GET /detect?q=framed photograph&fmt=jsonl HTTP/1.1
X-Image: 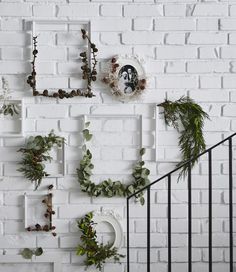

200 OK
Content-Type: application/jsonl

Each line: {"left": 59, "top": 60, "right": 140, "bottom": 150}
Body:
{"left": 103, "top": 55, "right": 147, "bottom": 101}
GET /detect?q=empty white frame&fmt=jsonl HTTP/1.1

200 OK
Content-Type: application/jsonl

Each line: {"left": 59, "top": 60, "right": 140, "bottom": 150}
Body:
{"left": 0, "top": 99, "right": 25, "bottom": 137}
{"left": 0, "top": 254, "right": 61, "bottom": 272}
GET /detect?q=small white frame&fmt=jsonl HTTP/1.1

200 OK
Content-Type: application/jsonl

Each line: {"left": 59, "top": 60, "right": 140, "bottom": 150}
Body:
{"left": 0, "top": 254, "right": 62, "bottom": 272}
{"left": 93, "top": 209, "right": 123, "bottom": 249}
{"left": 0, "top": 99, "right": 25, "bottom": 138}
{"left": 24, "top": 191, "right": 55, "bottom": 230}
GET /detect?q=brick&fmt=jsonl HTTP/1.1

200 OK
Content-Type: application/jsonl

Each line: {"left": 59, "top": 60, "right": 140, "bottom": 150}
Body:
{"left": 0, "top": 61, "right": 29, "bottom": 74}
{"left": 188, "top": 32, "right": 226, "bottom": 45}
{"left": 122, "top": 31, "right": 163, "bottom": 45}
{"left": 0, "top": 3, "right": 32, "bottom": 16}
{"left": 1, "top": 48, "right": 24, "bottom": 60}
{"left": 124, "top": 4, "right": 163, "bottom": 17}
{"left": 36, "top": 77, "right": 68, "bottom": 89}
{"left": 164, "top": 4, "right": 186, "bottom": 17}
{"left": 189, "top": 90, "right": 229, "bottom": 102}
{"left": 223, "top": 76, "right": 236, "bottom": 88}
{"left": 199, "top": 46, "right": 219, "bottom": 59}
{"left": 57, "top": 33, "right": 86, "bottom": 45}
{"left": 220, "top": 19, "right": 236, "bottom": 30}
{"left": 133, "top": 18, "right": 153, "bottom": 31}
{"left": 156, "top": 46, "right": 197, "bottom": 59}
{"left": 197, "top": 18, "right": 219, "bottom": 31}
{"left": 33, "top": 5, "right": 55, "bottom": 17}
{"left": 165, "top": 61, "right": 185, "bottom": 73}
{"left": 200, "top": 75, "right": 221, "bottom": 89}
{"left": 58, "top": 4, "right": 99, "bottom": 17}
{"left": 223, "top": 105, "right": 236, "bottom": 117}
{"left": 37, "top": 46, "right": 66, "bottom": 60}
{"left": 230, "top": 5, "right": 236, "bottom": 16}
{"left": 192, "top": 4, "right": 228, "bottom": 17}
{"left": 0, "top": 33, "right": 29, "bottom": 46}
{"left": 100, "top": 4, "right": 123, "bottom": 16}
{"left": 27, "top": 105, "right": 68, "bottom": 118}
{"left": 187, "top": 61, "right": 229, "bottom": 73}
{"left": 1, "top": 18, "right": 22, "bottom": 31}
{"left": 156, "top": 75, "right": 197, "bottom": 89}
{"left": 0, "top": 235, "right": 36, "bottom": 248}
{"left": 165, "top": 33, "right": 185, "bottom": 45}
{"left": 221, "top": 46, "right": 236, "bottom": 59}
{"left": 100, "top": 32, "right": 121, "bottom": 45}
{"left": 155, "top": 18, "right": 195, "bottom": 31}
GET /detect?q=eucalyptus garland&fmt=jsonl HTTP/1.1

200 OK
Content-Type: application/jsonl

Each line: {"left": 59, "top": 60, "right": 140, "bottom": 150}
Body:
{"left": 158, "top": 96, "right": 209, "bottom": 179}
{"left": 18, "top": 131, "right": 64, "bottom": 190}
{"left": 76, "top": 212, "right": 125, "bottom": 271}
{"left": 77, "top": 122, "right": 150, "bottom": 205}
{"left": 27, "top": 29, "right": 98, "bottom": 99}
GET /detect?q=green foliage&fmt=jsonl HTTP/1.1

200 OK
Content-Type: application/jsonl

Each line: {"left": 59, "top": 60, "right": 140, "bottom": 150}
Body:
{"left": 76, "top": 212, "right": 125, "bottom": 271}
{"left": 20, "top": 247, "right": 43, "bottom": 259}
{"left": 77, "top": 125, "right": 150, "bottom": 205}
{"left": 158, "top": 96, "right": 209, "bottom": 179}
{"left": 18, "top": 131, "right": 64, "bottom": 190}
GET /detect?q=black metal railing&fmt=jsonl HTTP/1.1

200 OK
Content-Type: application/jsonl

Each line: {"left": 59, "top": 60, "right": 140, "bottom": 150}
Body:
{"left": 127, "top": 132, "right": 236, "bottom": 272}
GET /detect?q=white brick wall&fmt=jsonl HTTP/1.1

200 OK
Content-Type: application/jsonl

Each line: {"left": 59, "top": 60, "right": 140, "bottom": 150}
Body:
{"left": 0, "top": 1, "right": 236, "bottom": 272}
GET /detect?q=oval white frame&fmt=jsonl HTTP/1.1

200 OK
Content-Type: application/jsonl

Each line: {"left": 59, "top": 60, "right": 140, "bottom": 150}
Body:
{"left": 93, "top": 210, "right": 123, "bottom": 249}
{"left": 104, "top": 55, "right": 147, "bottom": 101}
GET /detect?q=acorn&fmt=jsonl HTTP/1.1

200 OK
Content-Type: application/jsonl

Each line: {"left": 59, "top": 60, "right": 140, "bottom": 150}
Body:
{"left": 48, "top": 184, "right": 54, "bottom": 190}
{"left": 43, "top": 225, "right": 49, "bottom": 231}
{"left": 43, "top": 89, "right": 48, "bottom": 96}
{"left": 26, "top": 227, "right": 31, "bottom": 231}
{"left": 44, "top": 213, "right": 49, "bottom": 218}
{"left": 52, "top": 232, "right": 57, "bottom": 237}
{"left": 80, "top": 52, "right": 86, "bottom": 58}
{"left": 51, "top": 226, "right": 56, "bottom": 230}
{"left": 53, "top": 93, "right": 59, "bottom": 98}
{"left": 111, "top": 57, "right": 117, "bottom": 63}
{"left": 33, "top": 49, "right": 38, "bottom": 55}
{"left": 33, "top": 91, "right": 39, "bottom": 96}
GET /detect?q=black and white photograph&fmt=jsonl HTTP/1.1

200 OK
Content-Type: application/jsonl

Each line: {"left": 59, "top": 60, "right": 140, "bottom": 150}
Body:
{"left": 117, "top": 65, "right": 139, "bottom": 95}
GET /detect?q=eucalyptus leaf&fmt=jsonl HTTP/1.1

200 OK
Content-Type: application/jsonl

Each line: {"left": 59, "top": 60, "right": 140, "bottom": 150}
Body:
{"left": 21, "top": 248, "right": 33, "bottom": 259}
{"left": 34, "top": 247, "right": 43, "bottom": 256}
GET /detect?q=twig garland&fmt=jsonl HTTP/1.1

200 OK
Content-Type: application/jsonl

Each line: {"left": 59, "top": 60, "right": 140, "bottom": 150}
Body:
{"left": 76, "top": 212, "right": 125, "bottom": 271}
{"left": 158, "top": 96, "right": 209, "bottom": 179}
{"left": 76, "top": 122, "right": 150, "bottom": 205}
{"left": 26, "top": 185, "right": 56, "bottom": 236}
{"left": 18, "top": 131, "right": 64, "bottom": 190}
{"left": 27, "top": 29, "right": 98, "bottom": 99}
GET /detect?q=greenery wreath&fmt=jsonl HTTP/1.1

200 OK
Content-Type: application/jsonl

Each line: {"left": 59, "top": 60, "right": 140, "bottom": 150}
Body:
{"left": 76, "top": 122, "right": 150, "bottom": 205}
{"left": 18, "top": 131, "right": 64, "bottom": 190}
{"left": 76, "top": 212, "right": 125, "bottom": 271}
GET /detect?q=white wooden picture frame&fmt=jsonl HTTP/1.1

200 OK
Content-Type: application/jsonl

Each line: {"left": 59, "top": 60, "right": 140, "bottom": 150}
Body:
{"left": 0, "top": 254, "right": 61, "bottom": 272}
{"left": 0, "top": 99, "right": 25, "bottom": 138}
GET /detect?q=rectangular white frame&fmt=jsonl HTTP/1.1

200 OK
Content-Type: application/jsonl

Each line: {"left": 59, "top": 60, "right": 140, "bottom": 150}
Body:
{"left": 0, "top": 254, "right": 61, "bottom": 272}
{"left": 30, "top": 20, "right": 91, "bottom": 94}
{"left": 0, "top": 99, "right": 25, "bottom": 138}
{"left": 24, "top": 191, "right": 54, "bottom": 229}
{"left": 84, "top": 114, "right": 143, "bottom": 152}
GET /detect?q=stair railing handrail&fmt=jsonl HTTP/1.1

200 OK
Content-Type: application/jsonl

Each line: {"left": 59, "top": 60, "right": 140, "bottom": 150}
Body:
{"left": 128, "top": 132, "right": 236, "bottom": 200}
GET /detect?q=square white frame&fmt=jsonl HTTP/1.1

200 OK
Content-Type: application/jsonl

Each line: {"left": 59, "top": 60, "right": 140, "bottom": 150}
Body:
{"left": 0, "top": 254, "right": 61, "bottom": 272}
{"left": 0, "top": 99, "right": 25, "bottom": 138}
{"left": 24, "top": 191, "right": 54, "bottom": 230}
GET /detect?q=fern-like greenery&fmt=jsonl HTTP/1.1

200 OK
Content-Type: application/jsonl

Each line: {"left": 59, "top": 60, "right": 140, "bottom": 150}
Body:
{"left": 76, "top": 212, "right": 125, "bottom": 271}
{"left": 158, "top": 96, "right": 209, "bottom": 179}
{"left": 18, "top": 131, "right": 64, "bottom": 190}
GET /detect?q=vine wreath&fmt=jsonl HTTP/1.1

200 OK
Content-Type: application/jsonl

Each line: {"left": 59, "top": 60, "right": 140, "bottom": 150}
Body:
{"left": 76, "top": 212, "right": 125, "bottom": 271}
{"left": 102, "top": 56, "right": 147, "bottom": 101}
{"left": 18, "top": 131, "right": 64, "bottom": 190}
{"left": 76, "top": 122, "right": 150, "bottom": 205}
{"left": 27, "top": 29, "right": 98, "bottom": 99}
{"left": 158, "top": 96, "right": 209, "bottom": 179}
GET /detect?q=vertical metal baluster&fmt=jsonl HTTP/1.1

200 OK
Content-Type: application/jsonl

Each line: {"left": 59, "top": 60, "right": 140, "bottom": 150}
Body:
{"left": 208, "top": 150, "right": 212, "bottom": 272}
{"left": 127, "top": 197, "right": 130, "bottom": 272}
{"left": 168, "top": 175, "right": 172, "bottom": 272}
{"left": 229, "top": 138, "right": 233, "bottom": 272}
{"left": 188, "top": 163, "right": 192, "bottom": 272}
{"left": 147, "top": 187, "right": 151, "bottom": 272}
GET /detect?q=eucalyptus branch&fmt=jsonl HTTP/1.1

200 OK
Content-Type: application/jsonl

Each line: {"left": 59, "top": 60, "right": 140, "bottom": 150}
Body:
{"left": 77, "top": 123, "right": 150, "bottom": 205}
{"left": 158, "top": 96, "right": 209, "bottom": 179}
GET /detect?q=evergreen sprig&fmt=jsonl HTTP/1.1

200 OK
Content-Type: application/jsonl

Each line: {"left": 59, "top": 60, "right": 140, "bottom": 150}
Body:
{"left": 76, "top": 123, "right": 150, "bottom": 205}
{"left": 18, "top": 131, "right": 64, "bottom": 190}
{"left": 158, "top": 96, "right": 209, "bottom": 179}
{"left": 76, "top": 212, "right": 125, "bottom": 271}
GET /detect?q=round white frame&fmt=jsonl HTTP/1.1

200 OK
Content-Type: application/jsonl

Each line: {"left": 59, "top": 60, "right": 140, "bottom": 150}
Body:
{"left": 93, "top": 210, "right": 123, "bottom": 249}
{"left": 105, "top": 55, "right": 147, "bottom": 102}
